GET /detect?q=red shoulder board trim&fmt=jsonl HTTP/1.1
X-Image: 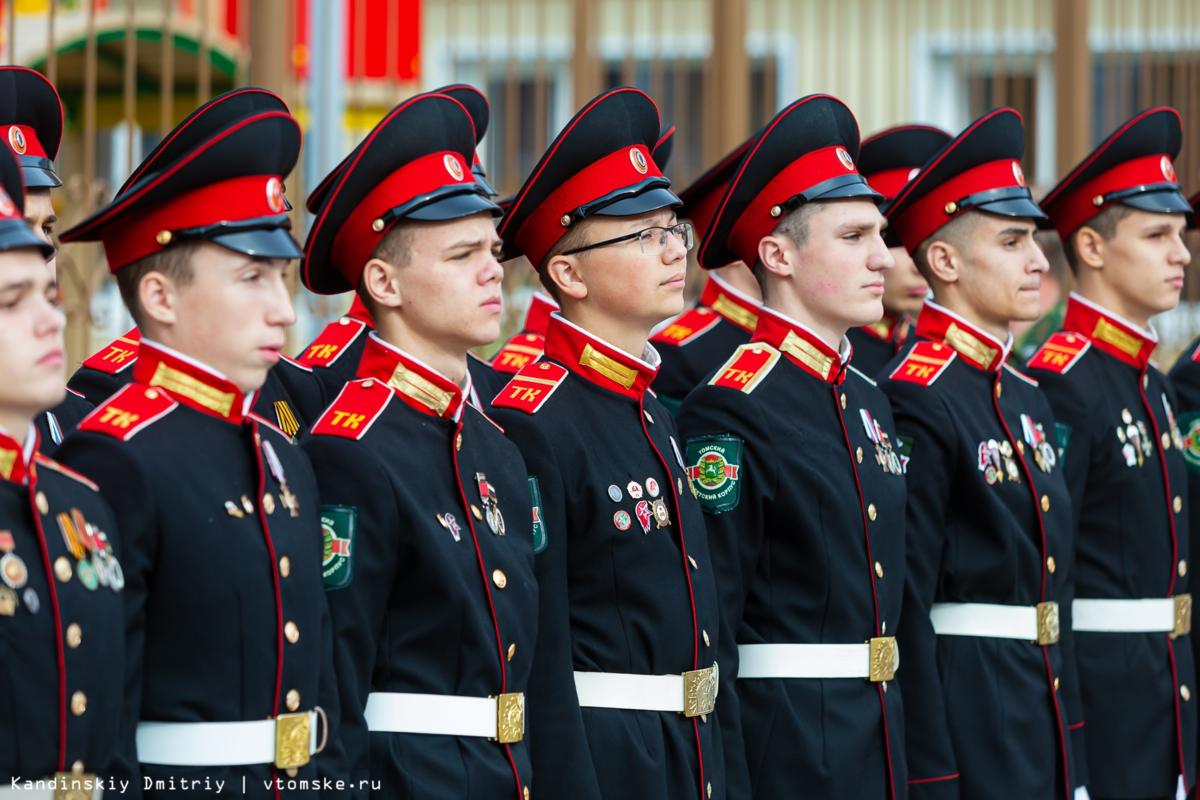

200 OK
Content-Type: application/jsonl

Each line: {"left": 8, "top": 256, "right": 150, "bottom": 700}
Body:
{"left": 248, "top": 412, "right": 289, "bottom": 440}
{"left": 277, "top": 353, "right": 313, "bottom": 373}
{"left": 33, "top": 453, "right": 99, "bottom": 491}
{"left": 1192, "top": 340, "right": 1200, "bottom": 363}
{"left": 310, "top": 379, "right": 392, "bottom": 441}
{"left": 467, "top": 403, "right": 505, "bottom": 433}
{"left": 651, "top": 308, "right": 722, "bottom": 347}
{"left": 889, "top": 341, "right": 956, "bottom": 387}
{"left": 491, "top": 362, "right": 568, "bottom": 414}
{"left": 709, "top": 343, "right": 780, "bottom": 393}
{"left": 1003, "top": 363, "right": 1039, "bottom": 387}
{"left": 297, "top": 317, "right": 367, "bottom": 368}
{"left": 491, "top": 332, "right": 547, "bottom": 374}
{"left": 81, "top": 334, "right": 139, "bottom": 375}
{"left": 77, "top": 384, "right": 178, "bottom": 441}
{"left": 1026, "top": 332, "right": 1090, "bottom": 375}
{"left": 66, "top": 387, "right": 86, "bottom": 399}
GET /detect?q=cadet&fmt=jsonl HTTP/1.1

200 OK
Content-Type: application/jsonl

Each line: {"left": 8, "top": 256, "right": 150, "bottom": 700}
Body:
{"left": 299, "top": 92, "right": 537, "bottom": 799}
{"left": 651, "top": 136, "right": 762, "bottom": 413}
{"left": 1029, "top": 107, "right": 1195, "bottom": 800}
{"left": 298, "top": 84, "right": 503, "bottom": 407}
{"left": 848, "top": 124, "right": 950, "bottom": 377}
{"left": 0, "top": 141, "right": 126, "bottom": 797}
{"left": 64, "top": 88, "right": 323, "bottom": 439}
{"left": 880, "top": 108, "right": 1079, "bottom": 799}
{"left": 0, "top": 66, "right": 93, "bottom": 450}
{"left": 489, "top": 290, "right": 560, "bottom": 376}
{"left": 55, "top": 106, "right": 341, "bottom": 797}
{"left": 676, "top": 95, "right": 906, "bottom": 799}
{"left": 489, "top": 87, "right": 723, "bottom": 800}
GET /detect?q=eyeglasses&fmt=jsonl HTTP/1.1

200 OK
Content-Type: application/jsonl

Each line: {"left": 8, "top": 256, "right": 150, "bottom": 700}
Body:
{"left": 562, "top": 221, "right": 694, "bottom": 257}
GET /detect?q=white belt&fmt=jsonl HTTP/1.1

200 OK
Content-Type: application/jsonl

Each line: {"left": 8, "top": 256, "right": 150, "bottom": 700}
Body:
{"left": 136, "top": 709, "right": 326, "bottom": 769}
{"left": 738, "top": 640, "right": 898, "bottom": 682}
{"left": 364, "top": 691, "right": 525, "bottom": 743}
{"left": 0, "top": 779, "right": 102, "bottom": 799}
{"left": 573, "top": 663, "right": 719, "bottom": 718}
{"left": 930, "top": 601, "right": 1061, "bottom": 645}
{"left": 1072, "top": 595, "right": 1192, "bottom": 637}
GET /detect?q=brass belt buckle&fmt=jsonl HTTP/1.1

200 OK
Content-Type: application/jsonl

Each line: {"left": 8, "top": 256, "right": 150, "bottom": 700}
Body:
{"left": 869, "top": 637, "right": 898, "bottom": 682}
{"left": 1175, "top": 593, "right": 1193, "bottom": 638}
{"left": 275, "top": 711, "right": 312, "bottom": 770}
{"left": 682, "top": 662, "right": 718, "bottom": 718}
{"left": 496, "top": 692, "right": 525, "bottom": 744}
{"left": 1036, "top": 601, "right": 1061, "bottom": 645}
{"left": 53, "top": 772, "right": 97, "bottom": 800}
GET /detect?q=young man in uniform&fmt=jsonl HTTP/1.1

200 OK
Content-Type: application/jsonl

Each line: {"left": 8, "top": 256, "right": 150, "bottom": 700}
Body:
{"left": 299, "top": 91, "right": 537, "bottom": 799}
{"left": 55, "top": 107, "right": 341, "bottom": 798}
{"left": 676, "top": 94, "right": 907, "bottom": 800}
{"left": 0, "top": 66, "right": 93, "bottom": 450}
{"left": 880, "top": 108, "right": 1081, "bottom": 800}
{"left": 0, "top": 142, "right": 127, "bottom": 798}
{"left": 651, "top": 137, "right": 762, "bottom": 413}
{"left": 847, "top": 124, "right": 950, "bottom": 377}
{"left": 489, "top": 87, "right": 723, "bottom": 800}
{"left": 1029, "top": 107, "right": 1196, "bottom": 800}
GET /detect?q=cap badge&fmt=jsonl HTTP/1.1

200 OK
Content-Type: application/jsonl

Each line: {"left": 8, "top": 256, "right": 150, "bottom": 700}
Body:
{"left": 0, "top": 187, "right": 14, "bottom": 218}
{"left": 630, "top": 147, "right": 649, "bottom": 175}
{"left": 1162, "top": 155, "right": 1177, "bottom": 183}
{"left": 836, "top": 147, "right": 855, "bottom": 171}
{"left": 1012, "top": 161, "right": 1026, "bottom": 188}
{"left": 7, "top": 126, "right": 25, "bottom": 156}
{"left": 444, "top": 153, "right": 464, "bottom": 182}
{"left": 266, "top": 177, "right": 286, "bottom": 214}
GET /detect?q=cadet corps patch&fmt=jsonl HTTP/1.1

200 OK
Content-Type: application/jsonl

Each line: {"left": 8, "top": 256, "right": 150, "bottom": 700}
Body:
{"left": 651, "top": 308, "right": 722, "bottom": 347}
{"left": 529, "top": 476, "right": 548, "bottom": 554}
{"left": 709, "top": 343, "right": 780, "bottom": 393}
{"left": 492, "top": 361, "right": 568, "bottom": 414}
{"left": 888, "top": 341, "right": 955, "bottom": 386}
{"left": 81, "top": 329, "right": 140, "bottom": 375}
{"left": 896, "top": 435, "right": 913, "bottom": 474}
{"left": 685, "top": 436, "right": 742, "bottom": 513}
{"left": 492, "top": 333, "right": 546, "bottom": 374}
{"left": 320, "top": 505, "right": 355, "bottom": 590}
{"left": 1055, "top": 422, "right": 1072, "bottom": 465}
{"left": 311, "top": 379, "right": 392, "bottom": 440}
{"left": 297, "top": 317, "right": 367, "bottom": 368}
{"left": 1178, "top": 412, "right": 1200, "bottom": 476}
{"left": 1027, "top": 332, "right": 1090, "bottom": 374}
{"left": 77, "top": 383, "right": 177, "bottom": 441}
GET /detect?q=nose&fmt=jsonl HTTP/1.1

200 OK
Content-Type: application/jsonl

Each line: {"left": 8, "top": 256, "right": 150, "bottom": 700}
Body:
{"left": 870, "top": 232, "right": 895, "bottom": 272}
{"left": 1171, "top": 229, "right": 1191, "bottom": 266}
{"left": 270, "top": 269, "right": 298, "bottom": 327}
{"left": 1029, "top": 237, "right": 1050, "bottom": 273}
{"left": 36, "top": 293, "right": 66, "bottom": 337}
{"left": 662, "top": 228, "right": 687, "bottom": 264}
{"left": 480, "top": 247, "right": 505, "bottom": 284}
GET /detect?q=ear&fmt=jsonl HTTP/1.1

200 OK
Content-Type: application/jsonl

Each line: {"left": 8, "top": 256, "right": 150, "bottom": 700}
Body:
{"left": 362, "top": 257, "right": 403, "bottom": 310}
{"left": 138, "top": 271, "right": 179, "bottom": 326}
{"left": 1072, "top": 225, "right": 1107, "bottom": 271}
{"left": 924, "top": 240, "right": 962, "bottom": 285}
{"left": 757, "top": 233, "right": 796, "bottom": 280}
{"left": 545, "top": 253, "right": 588, "bottom": 301}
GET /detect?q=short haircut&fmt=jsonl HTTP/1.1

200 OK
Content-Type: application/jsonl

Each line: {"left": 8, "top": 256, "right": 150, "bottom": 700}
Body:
{"left": 912, "top": 210, "right": 984, "bottom": 281}
{"left": 115, "top": 240, "right": 201, "bottom": 328}
{"left": 356, "top": 220, "right": 417, "bottom": 319}
{"left": 537, "top": 218, "right": 595, "bottom": 303}
{"left": 1062, "top": 203, "right": 1136, "bottom": 274}
{"left": 751, "top": 200, "right": 824, "bottom": 285}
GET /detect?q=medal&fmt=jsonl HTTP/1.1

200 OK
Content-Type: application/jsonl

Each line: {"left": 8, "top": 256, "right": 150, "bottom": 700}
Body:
{"left": 57, "top": 512, "right": 85, "bottom": 560}
{"left": 670, "top": 437, "right": 686, "bottom": 471}
{"left": 77, "top": 558, "right": 99, "bottom": 591}
{"left": 443, "top": 512, "right": 462, "bottom": 542}
{"left": 627, "top": 481, "right": 643, "bottom": 499}
{"left": 0, "top": 530, "right": 14, "bottom": 552}
{"left": 1164, "top": 394, "right": 1184, "bottom": 450}
{"left": 614, "top": 511, "right": 632, "bottom": 531}
{"left": 475, "top": 473, "right": 505, "bottom": 535}
{"left": 978, "top": 440, "right": 1004, "bottom": 485}
{"left": 635, "top": 500, "right": 653, "bottom": 534}
{"left": 608, "top": 485, "right": 622, "bottom": 502}
{"left": 0, "top": 586, "right": 15, "bottom": 616}
{"left": 651, "top": 498, "right": 671, "bottom": 528}
{"left": 0, "top": 552, "right": 26, "bottom": 589}
{"left": 264, "top": 440, "right": 300, "bottom": 516}
{"left": 646, "top": 478, "right": 660, "bottom": 498}
{"left": 22, "top": 587, "right": 38, "bottom": 614}
{"left": 1021, "top": 414, "right": 1056, "bottom": 473}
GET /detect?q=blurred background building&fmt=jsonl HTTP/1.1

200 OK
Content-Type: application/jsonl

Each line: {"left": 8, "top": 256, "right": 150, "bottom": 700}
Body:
{"left": 4, "top": 0, "right": 1200, "bottom": 370}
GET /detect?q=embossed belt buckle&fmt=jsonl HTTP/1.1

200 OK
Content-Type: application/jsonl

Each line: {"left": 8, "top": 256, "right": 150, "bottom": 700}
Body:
{"left": 682, "top": 663, "right": 719, "bottom": 718}
{"left": 496, "top": 692, "right": 525, "bottom": 744}
{"left": 1036, "top": 601, "right": 1061, "bottom": 645}
{"left": 1175, "top": 593, "right": 1193, "bottom": 638}
{"left": 275, "top": 711, "right": 312, "bottom": 770}
{"left": 869, "top": 636, "right": 898, "bottom": 682}
{"left": 53, "top": 772, "right": 97, "bottom": 800}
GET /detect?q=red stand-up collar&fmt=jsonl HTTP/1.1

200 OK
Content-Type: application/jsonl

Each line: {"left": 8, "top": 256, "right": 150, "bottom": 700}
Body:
{"left": 542, "top": 313, "right": 659, "bottom": 400}
{"left": 915, "top": 301, "right": 1010, "bottom": 372}
{"left": 356, "top": 333, "right": 467, "bottom": 420}
{"left": 347, "top": 295, "right": 376, "bottom": 326}
{"left": 751, "top": 307, "right": 849, "bottom": 384}
{"left": 699, "top": 274, "right": 761, "bottom": 333}
{"left": 132, "top": 341, "right": 249, "bottom": 423}
{"left": 523, "top": 292, "right": 560, "bottom": 336}
{"left": 0, "top": 424, "right": 36, "bottom": 485}
{"left": 1063, "top": 292, "right": 1157, "bottom": 369}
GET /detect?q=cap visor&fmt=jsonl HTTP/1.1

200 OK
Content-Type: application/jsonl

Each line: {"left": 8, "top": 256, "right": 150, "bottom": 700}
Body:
{"left": 1123, "top": 190, "right": 1193, "bottom": 217}
{"left": 0, "top": 219, "right": 54, "bottom": 258}
{"left": 472, "top": 168, "right": 499, "bottom": 198}
{"left": 21, "top": 166, "right": 61, "bottom": 188}
{"left": 976, "top": 196, "right": 1048, "bottom": 220}
{"left": 406, "top": 191, "right": 502, "bottom": 222}
{"left": 594, "top": 186, "right": 682, "bottom": 217}
{"left": 809, "top": 181, "right": 885, "bottom": 204}
{"left": 210, "top": 227, "right": 303, "bottom": 260}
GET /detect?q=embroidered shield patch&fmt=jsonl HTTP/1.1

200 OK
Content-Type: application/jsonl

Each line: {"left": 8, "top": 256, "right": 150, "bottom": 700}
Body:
{"left": 685, "top": 436, "right": 743, "bottom": 514}
{"left": 529, "top": 476, "right": 548, "bottom": 554}
{"left": 1178, "top": 412, "right": 1200, "bottom": 476}
{"left": 320, "top": 505, "right": 356, "bottom": 591}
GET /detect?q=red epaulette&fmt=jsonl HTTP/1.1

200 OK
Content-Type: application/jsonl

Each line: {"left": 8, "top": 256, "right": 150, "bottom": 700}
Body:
{"left": 277, "top": 353, "right": 313, "bottom": 373}
{"left": 888, "top": 341, "right": 956, "bottom": 387}
{"left": 33, "top": 453, "right": 99, "bottom": 491}
{"left": 1026, "top": 332, "right": 1090, "bottom": 375}
{"left": 297, "top": 317, "right": 367, "bottom": 368}
{"left": 81, "top": 330, "right": 140, "bottom": 375}
{"left": 651, "top": 307, "right": 722, "bottom": 347}
{"left": 77, "top": 383, "right": 178, "bottom": 441}
{"left": 709, "top": 343, "right": 781, "bottom": 393}
{"left": 491, "top": 361, "right": 568, "bottom": 414}
{"left": 310, "top": 379, "right": 392, "bottom": 441}
{"left": 491, "top": 332, "right": 546, "bottom": 374}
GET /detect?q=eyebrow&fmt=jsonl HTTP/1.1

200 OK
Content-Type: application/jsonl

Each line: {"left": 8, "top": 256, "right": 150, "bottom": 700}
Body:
{"left": 999, "top": 226, "right": 1034, "bottom": 236}
{"left": 446, "top": 238, "right": 489, "bottom": 251}
{"left": 0, "top": 279, "right": 34, "bottom": 293}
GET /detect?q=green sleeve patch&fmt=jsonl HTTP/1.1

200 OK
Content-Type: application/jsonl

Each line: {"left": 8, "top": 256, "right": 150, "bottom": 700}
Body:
{"left": 320, "top": 505, "right": 356, "bottom": 591}
{"left": 529, "top": 476, "right": 548, "bottom": 554}
{"left": 1055, "top": 422, "right": 1072, "bottom": 466}
{"left": 896, "top": 435, "right": 913, "bottom": 474}
{"left": 1178, "top": 412, "right": 1200, "bottom": 476}
{"left": 684, "top": 435, "right": 743, "bottom": 514}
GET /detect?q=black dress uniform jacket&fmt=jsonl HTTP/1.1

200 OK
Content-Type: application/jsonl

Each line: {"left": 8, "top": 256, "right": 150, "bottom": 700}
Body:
{"left": 650, "top": 275, "right": 759, "bottom": 415}
{"left": 676, "top": 307, "right": 907, "bottom": 800}
{"left": 1028, "top": 294, "right": 1195, "bottom": 799}
{"left": 490, "top": 313, "right": 724, "bottom": 800}
{"left": 847, "top": 312, "right": 914, "bottom": 379}
{"left": 880, "top": 302, "right": 1078, "bottom": 800}
{"left": 302, "top": 333, "right": 536, "bottom": 799}
{"left": 0, "top": 426, "right": 126, "bottom": 791}
{"left": 57, "top": 341, "right": 343, "bottom": 799}
{"left": 35, "top": 389, "right": 94, "bottom": 455}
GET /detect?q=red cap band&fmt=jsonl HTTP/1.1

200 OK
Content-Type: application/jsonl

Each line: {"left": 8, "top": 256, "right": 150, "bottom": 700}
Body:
{"left": 893, "top": 158, "right": 1027, "bottom": 253}
{"left": 514, "top": 144, "right": 662, "bottom": 269}
{"left": 5, "top": 125, "right": 45, "bottom": 159}
{"left": 99, "top": 174, "right": 285, "bottom": 272}
{"left": 1045, "top": 153, "right": 1179, "bottom": 239}
{"left": 864, "top": 166, "right": 920, "bottom": 202}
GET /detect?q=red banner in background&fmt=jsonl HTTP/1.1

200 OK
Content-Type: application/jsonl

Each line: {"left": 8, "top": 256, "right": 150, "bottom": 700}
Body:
{"left": 292, "top": 0, "right": 420, "bottom": 83}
